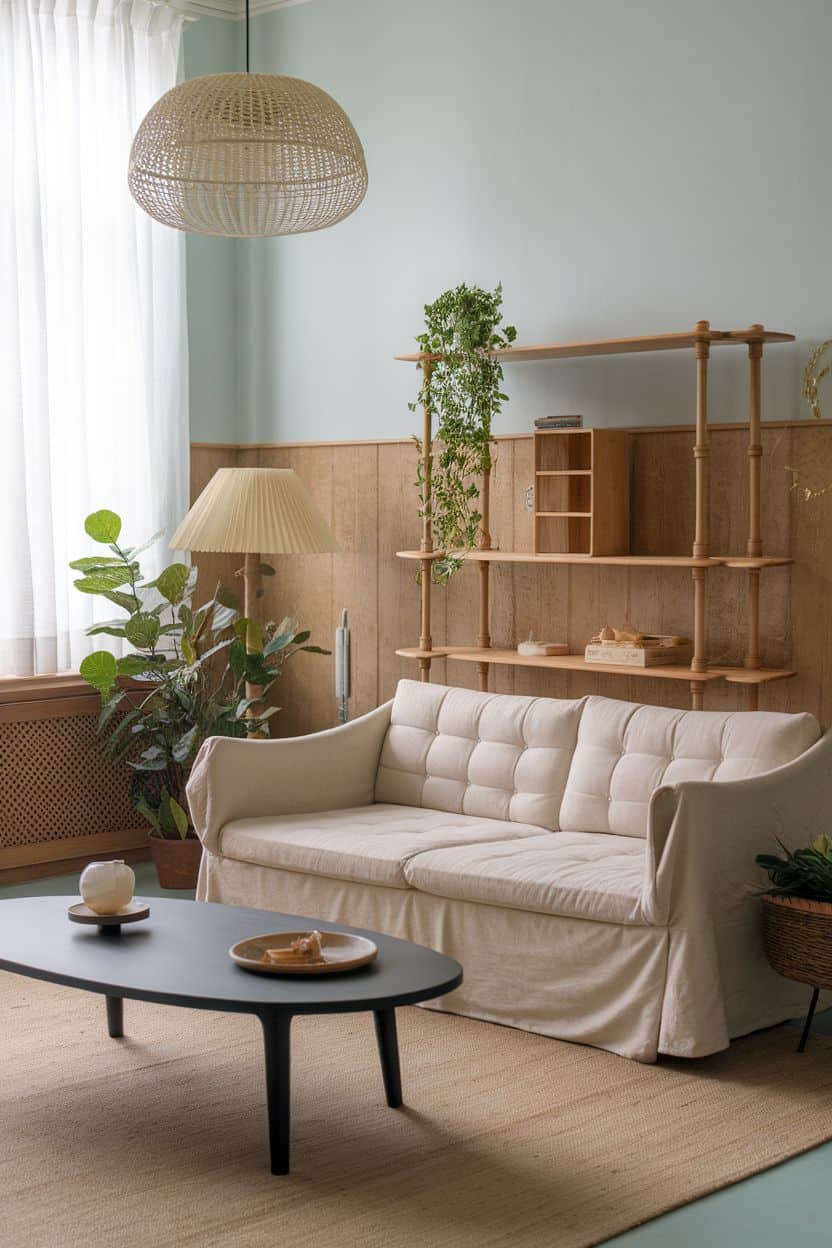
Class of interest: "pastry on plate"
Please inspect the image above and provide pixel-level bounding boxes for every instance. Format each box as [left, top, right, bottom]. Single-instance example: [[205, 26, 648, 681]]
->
[[263, 930, 324, 965]]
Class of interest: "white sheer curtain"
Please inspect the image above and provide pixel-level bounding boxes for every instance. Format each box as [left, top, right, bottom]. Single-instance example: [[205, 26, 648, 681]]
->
[[0, 0, 189, 676]]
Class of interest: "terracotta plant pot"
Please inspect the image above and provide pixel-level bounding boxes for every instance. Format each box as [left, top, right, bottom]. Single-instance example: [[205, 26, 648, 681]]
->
[[149, 836, 203, 891], [762, 894, 832, 991]]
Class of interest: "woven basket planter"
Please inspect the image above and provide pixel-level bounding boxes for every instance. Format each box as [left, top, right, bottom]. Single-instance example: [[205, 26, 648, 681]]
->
[[762, 894, 832, 990]]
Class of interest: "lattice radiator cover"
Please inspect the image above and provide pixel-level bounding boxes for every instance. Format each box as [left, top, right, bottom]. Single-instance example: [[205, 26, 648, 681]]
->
[[0, 710, 137, 852]]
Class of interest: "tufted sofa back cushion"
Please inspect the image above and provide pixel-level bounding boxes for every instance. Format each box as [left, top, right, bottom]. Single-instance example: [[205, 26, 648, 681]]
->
[[374, 680, 585, 831], [559, 696, 821, 838]]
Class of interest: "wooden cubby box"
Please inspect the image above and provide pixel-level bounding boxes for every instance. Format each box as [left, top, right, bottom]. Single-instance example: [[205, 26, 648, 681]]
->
[[534, 429, 630, 556]]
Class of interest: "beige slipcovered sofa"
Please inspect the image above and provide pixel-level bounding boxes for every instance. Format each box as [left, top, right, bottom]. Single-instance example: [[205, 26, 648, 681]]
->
[[189, 679, 831, 1062]]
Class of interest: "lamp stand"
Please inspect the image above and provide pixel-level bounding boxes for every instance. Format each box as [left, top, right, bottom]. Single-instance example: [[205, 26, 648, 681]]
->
[[242, 552, 263, 730]]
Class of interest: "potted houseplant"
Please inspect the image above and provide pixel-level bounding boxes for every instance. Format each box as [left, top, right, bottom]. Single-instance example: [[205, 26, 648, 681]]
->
[[756, 837, 832, 1046], [409, 282, 516, 582], [72, 509, 327, 888]]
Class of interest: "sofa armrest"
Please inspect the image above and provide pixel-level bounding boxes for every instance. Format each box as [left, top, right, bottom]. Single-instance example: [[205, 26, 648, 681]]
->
[[187, 700, 393, 855], [640, 729, 832, 1054], [646, 728, 832, 923]]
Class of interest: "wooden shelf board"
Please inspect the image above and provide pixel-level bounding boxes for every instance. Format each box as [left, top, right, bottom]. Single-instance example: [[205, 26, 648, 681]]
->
[[398, 550, 447, 561], [535, 428, 592, 436], [395, 328, 795, 364], [396, 549, 792, 570], [397, 549, 717, 567], [535, 470, 592, 476], [718, 556, 793, 568], [396, 646, 479, 661], [536, 511, 592, 518], [710, 667, 796, 685], [448, 650, 723, 682], [398, 647, 723, 683], [397, 647, 796, 687]]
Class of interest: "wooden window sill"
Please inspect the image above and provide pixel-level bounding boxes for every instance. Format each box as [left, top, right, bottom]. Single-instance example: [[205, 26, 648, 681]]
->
[[0, 673, 93, 706]]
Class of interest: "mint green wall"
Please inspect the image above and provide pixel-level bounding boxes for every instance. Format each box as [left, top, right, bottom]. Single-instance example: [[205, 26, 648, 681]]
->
[[184, 0, 832, 444], [182, 17, 241, 443]]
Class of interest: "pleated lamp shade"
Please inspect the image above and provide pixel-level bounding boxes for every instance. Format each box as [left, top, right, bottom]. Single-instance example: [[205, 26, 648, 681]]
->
[[170, 468, 339, 555]]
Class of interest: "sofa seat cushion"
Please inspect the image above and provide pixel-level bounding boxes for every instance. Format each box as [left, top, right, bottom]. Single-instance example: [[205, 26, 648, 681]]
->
[[218, 803, 546, 889], [402, 832, 650, 925]]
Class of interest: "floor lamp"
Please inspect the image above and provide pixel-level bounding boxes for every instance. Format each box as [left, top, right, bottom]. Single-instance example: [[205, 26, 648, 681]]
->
[[170, 467, 339, 717]]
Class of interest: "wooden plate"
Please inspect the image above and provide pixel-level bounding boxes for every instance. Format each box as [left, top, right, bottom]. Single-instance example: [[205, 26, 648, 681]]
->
[[229, 930, 378, 975], [68, 901, 150, 926]]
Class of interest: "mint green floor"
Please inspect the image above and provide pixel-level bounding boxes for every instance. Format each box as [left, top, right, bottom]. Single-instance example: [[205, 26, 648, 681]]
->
[[3, 863, 830, 1246]]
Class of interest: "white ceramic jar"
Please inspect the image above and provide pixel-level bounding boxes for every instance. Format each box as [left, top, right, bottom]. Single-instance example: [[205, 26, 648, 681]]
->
[[79, 860, 135, 915]]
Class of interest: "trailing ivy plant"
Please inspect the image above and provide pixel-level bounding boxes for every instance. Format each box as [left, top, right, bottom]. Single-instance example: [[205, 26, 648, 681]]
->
[[72, 509, 328, 839], [409, 283, 516, 582]]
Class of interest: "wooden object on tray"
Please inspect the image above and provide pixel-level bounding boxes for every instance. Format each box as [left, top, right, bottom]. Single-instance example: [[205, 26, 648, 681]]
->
[[533, 428, 630, 556], [394, 320, 796, 711], [585, 626, 691, 667], [585, 643, 693, 667]]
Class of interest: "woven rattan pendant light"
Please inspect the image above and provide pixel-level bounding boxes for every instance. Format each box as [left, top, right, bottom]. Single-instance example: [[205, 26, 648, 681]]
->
[[128, 1, 367, 238]]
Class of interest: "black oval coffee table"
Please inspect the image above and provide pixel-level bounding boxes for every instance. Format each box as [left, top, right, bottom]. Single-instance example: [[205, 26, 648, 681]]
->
[[0, 896, 462, 1174]]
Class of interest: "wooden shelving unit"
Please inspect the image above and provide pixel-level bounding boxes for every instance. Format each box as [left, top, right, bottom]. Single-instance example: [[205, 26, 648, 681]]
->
[[394, 320, 796, 710]]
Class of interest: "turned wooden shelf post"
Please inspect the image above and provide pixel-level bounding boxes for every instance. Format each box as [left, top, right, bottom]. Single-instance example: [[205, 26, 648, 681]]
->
[[690, 321, 711, 710], [418, 359, 434, 681], [744, 324, 766, 710], [477, 453, 492, 693], [747, 326, 764, 558]]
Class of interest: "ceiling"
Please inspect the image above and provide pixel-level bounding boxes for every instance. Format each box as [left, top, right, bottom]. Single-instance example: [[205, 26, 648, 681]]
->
[[171, 0, 310, 19]]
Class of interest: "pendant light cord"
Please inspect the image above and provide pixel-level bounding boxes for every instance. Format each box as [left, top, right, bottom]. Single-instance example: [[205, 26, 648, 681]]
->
[[245, 0, 250, 72]]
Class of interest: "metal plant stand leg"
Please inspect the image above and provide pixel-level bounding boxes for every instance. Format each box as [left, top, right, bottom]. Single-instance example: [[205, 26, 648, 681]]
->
[[374, 1007, 402, 1108], [259, 1013, 292, 1175], [105, 995, 123, 1039], [797, 986, 820, 1053]]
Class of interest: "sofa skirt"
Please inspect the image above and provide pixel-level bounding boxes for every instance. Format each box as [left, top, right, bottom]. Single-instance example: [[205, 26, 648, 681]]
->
[[198, 851, 671, 1062]]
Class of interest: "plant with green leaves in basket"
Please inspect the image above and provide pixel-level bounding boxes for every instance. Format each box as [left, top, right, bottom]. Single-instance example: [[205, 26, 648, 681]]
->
[[756, 835, 832, 904], [72, 508, 328, 841], [409, 282, 516, 582]]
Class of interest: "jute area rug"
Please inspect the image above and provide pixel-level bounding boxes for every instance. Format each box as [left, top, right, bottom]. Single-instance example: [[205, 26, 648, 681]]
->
[[4, 975, 832, 1248]]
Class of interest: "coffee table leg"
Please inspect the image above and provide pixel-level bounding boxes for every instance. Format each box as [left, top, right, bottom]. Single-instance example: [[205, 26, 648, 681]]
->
[[105, 995, 123, 1039], [374, 1007, 402, 1108], [259, 1013, 292, 1175]]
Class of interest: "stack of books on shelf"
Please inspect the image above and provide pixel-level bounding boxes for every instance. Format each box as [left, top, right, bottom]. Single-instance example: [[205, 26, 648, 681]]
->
[[534, 415, 583, 430]]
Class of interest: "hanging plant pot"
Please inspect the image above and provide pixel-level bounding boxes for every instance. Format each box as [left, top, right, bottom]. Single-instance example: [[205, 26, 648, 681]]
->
[[150, 836, 202, 891]]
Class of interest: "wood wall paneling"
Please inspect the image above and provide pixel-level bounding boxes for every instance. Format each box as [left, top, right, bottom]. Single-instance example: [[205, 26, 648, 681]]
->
[[191, 422, 830, 734]]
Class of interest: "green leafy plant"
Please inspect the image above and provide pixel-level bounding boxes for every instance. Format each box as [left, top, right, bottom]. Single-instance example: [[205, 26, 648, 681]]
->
[[72, 509, 328, 839], [409, 283, 516, 582], [756, 835, 832, 904]]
